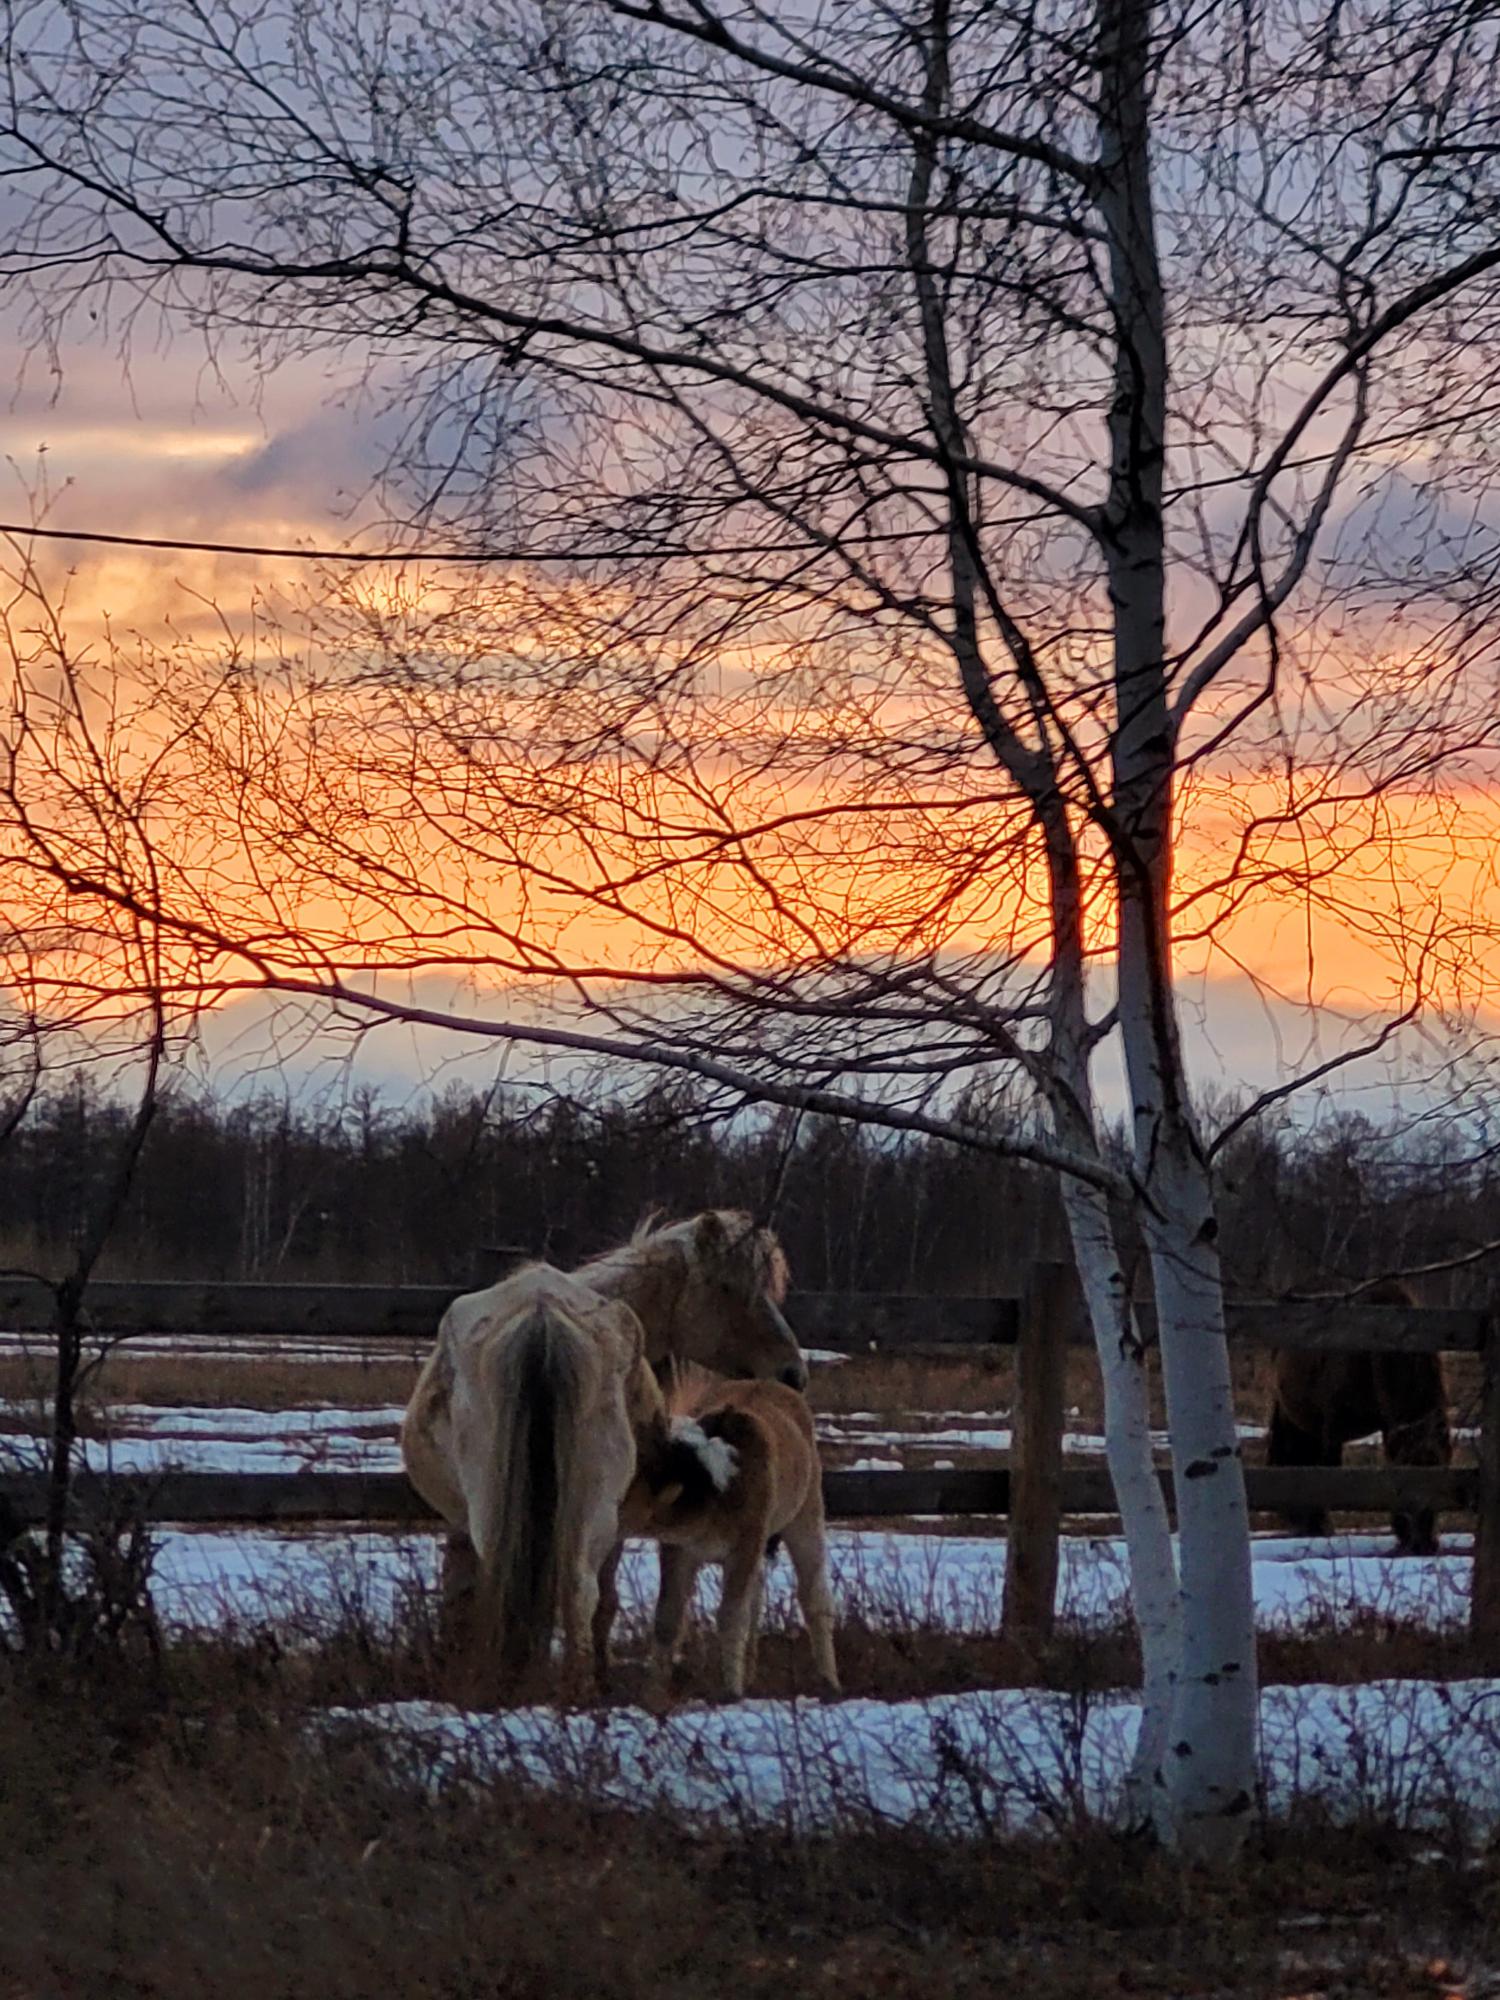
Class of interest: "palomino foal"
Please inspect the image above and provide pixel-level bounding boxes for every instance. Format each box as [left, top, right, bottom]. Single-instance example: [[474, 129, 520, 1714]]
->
[[401, 1262, 665, 1690], [615, 1368, 840, 1701]]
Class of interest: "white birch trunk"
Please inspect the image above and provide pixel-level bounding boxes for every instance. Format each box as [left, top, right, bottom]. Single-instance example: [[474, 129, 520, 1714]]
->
[[1057, 1175, 1180, 1825], [1047, 960, 1179, 1825], [1118, 1013, 1259, 1859], [1096, 0, 1259, 1860]]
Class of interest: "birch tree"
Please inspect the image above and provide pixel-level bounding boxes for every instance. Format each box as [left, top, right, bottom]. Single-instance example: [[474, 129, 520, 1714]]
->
[[5, 0, 1500, 1856]]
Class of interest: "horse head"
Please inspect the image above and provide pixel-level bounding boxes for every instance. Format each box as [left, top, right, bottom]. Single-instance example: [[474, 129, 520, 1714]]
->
[[666, 1209, 807, 1390]]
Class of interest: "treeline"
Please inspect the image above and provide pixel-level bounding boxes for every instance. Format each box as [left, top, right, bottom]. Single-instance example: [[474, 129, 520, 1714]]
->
[[0, 1078, 1055, 1293], [3, 1075, 1499, 1302]]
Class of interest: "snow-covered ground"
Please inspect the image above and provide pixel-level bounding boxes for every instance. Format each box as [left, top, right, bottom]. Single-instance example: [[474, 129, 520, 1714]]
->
[[2, 1394, 1476, 1638], [0, 1402, 406, 1475], [128, 1522, 1475, 1640], [324, 1678, 1500, 1838]]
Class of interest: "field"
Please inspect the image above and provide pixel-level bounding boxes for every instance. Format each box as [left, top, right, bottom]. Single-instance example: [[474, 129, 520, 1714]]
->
[[4, 1333, 1500, 1995]]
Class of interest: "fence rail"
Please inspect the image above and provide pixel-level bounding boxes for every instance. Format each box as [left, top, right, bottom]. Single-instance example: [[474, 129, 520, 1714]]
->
[[3, 1265, 1497, 1645], [0, 1274, 1488, 1353], [0, 1464, 1478, 1530]]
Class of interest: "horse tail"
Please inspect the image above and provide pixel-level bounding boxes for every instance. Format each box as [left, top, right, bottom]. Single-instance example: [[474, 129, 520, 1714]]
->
[[473, 1303, 593, 1678], [630, 1373, 749, 1522]]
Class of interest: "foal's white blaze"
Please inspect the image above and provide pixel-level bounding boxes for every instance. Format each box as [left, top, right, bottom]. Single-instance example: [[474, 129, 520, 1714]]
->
[[670, 1416, 738, 1493]]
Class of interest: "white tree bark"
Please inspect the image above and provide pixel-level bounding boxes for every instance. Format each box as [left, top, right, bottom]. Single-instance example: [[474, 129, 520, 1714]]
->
[[1123, 1034, 1259, 1858], [1058, 1175, 1180, 1825], [1098, 0, 1258, 1859], [1042, 832, 1181, 1828]]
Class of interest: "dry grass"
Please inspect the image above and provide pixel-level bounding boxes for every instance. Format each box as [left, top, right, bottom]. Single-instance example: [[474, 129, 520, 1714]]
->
[[0, 1346, 422, 1412], [156, 1518, 1491, 1716], [2, 1657, 1497, 1999], [812, 1349, 1015, 1416], [803, 1343, 1285, 1433]]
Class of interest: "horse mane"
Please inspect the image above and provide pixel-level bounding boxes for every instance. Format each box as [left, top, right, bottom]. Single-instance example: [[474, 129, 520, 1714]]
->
[[583, 1209, 789, 1304], [660, 1356, 721, 1420]]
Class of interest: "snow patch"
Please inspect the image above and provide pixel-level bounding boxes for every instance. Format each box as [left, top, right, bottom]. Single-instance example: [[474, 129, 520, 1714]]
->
[[323, 1679, 1500, 1838], [121, 1525, 1477, 1644]]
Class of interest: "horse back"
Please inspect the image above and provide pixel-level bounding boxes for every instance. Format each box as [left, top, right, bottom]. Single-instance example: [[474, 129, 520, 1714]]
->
[[1272, 1342, 1448, 1452], [697, 1379, 821, 1534], [637, 1376, 820, 1548]]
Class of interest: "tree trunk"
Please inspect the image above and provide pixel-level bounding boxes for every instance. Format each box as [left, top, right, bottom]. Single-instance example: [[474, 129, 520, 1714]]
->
[[1046, 944, 1180, 1825], [1128, 1090, 1258, 1858], [1059, 1177, 1180, 1825], [1097, 0, 1258, 1859]]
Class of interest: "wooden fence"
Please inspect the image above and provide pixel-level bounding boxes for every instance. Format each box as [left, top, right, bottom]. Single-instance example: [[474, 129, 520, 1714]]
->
[[2, 1266, 1497, 1642]]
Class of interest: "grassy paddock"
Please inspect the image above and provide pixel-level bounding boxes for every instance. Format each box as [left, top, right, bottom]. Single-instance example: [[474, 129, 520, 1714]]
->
[[276, 1609, 1500, 1714], [2, 1504, 1498, 1993], [0, 1345, 424, 1413], [2, 1653, 1497, 2000]]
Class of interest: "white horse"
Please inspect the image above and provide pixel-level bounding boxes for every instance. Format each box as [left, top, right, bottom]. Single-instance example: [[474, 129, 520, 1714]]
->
[[401, 1262, 665, 1689]]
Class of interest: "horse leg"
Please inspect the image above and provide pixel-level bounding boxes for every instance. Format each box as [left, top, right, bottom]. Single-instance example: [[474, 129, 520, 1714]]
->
[[592, 1541, 624, 1693], [558, 1560, 602, 1705], [1266, 1402, 1336, 1538], [716, 1544, 765, 1700], [1374, 1353, 1450, 1555], [561, 1501, 629, 1703], [1385, 1408, 1450, 1556], [742, 1589, 762, 1693], [782, 1516, 840, 1697], [438, 1529, 480, 1665], [649, 1544, 700, 1695]]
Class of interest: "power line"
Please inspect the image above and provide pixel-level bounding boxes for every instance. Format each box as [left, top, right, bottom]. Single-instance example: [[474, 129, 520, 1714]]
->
[[0, 518, 911, 565], [0, 519, 609, 564]]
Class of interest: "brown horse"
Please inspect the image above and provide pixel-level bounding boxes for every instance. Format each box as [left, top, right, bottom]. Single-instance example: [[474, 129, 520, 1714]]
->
[[609, 1367, 839, 1701], [1264, 1279, 1451, 1554], [401, 1262, 668, 1689]]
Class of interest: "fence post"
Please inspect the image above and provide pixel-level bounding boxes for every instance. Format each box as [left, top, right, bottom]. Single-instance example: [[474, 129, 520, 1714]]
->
[[1001, 1257, 1076, 1641], [1472, 1308, 1500, 1652]]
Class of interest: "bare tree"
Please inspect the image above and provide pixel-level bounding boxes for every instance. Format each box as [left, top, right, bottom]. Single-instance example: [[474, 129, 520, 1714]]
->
[[0, 551, 182, 1657], [5, 0, 1500, 1855]]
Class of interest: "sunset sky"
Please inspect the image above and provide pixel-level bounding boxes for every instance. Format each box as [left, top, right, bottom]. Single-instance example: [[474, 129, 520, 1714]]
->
[[4, 264, 1500, 1130]]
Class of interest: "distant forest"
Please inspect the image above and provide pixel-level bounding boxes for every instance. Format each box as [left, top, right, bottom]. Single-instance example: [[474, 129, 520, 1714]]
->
[[4, 1076, 1500, 1302]]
